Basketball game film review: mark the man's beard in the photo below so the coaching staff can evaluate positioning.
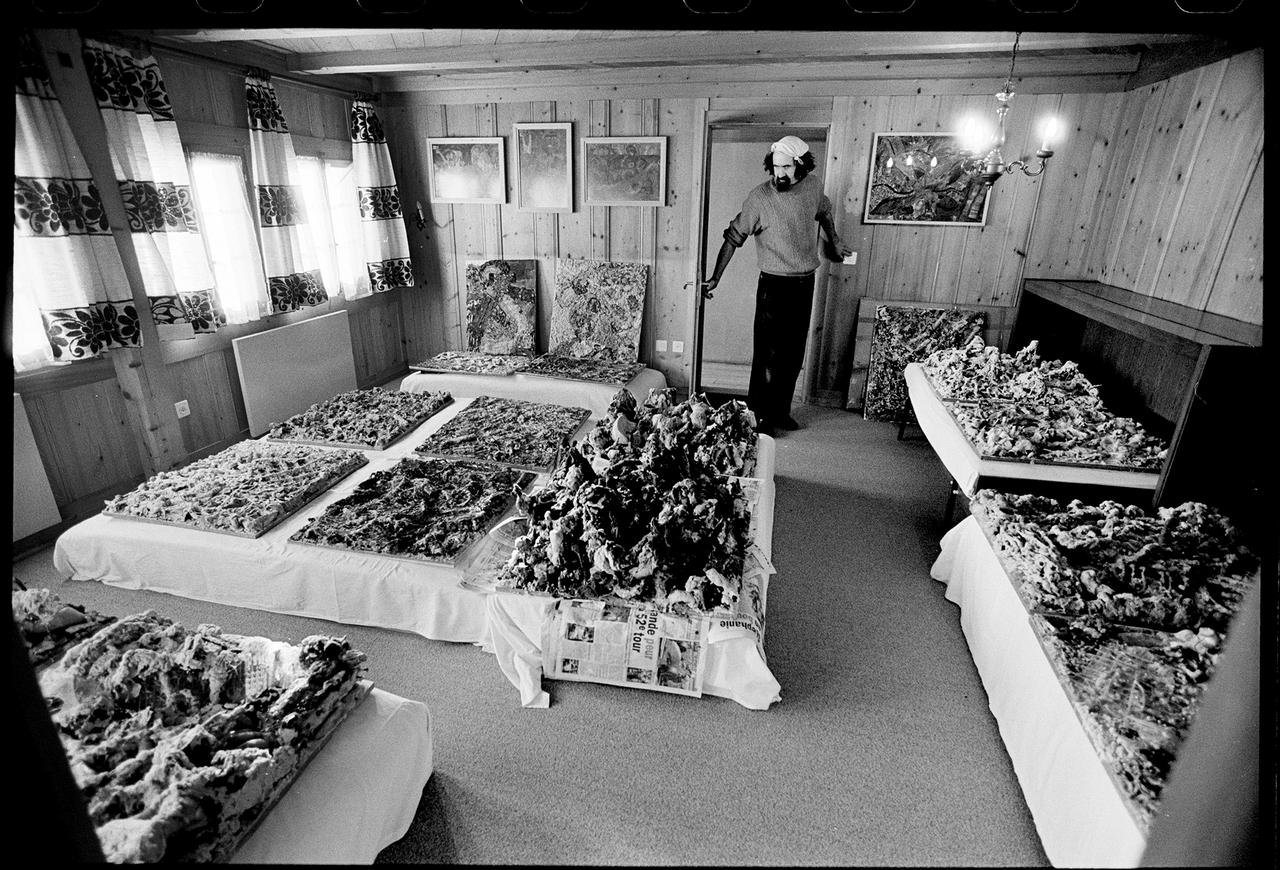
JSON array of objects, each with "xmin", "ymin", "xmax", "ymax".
[{"xmin": 772, "ymin": 176, "xmax": 792, "ymax": 191}]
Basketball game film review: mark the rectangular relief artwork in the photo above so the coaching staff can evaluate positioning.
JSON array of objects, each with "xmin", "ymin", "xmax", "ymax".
[
  {"xmin": 863, "ymin": 133, "xmax": 991, "ymax": 225},
  {"xmin": 513, "ymin": 122, "xmax": 572, "ymax": 212},
  {"xmin": 548, "ymin": 258, "xmax": 648, "ymax": 363},
  {"xmin": 581, "ymin": 136, "xmax": 666, "ymax": 206},
  {"xmin": 414, "ymin": 395, "xmax": 592, "ymax": 472},
  {"xmin": 863, "ymin": 305, "xmax": 985, "ymax": 422},
  {"xmin": 466, "ymin": 259, "xmax": 537, "ymax": 355},
  {"xmin": 426, "ymin": 137, "xmax": 506, "ymax": 204}
]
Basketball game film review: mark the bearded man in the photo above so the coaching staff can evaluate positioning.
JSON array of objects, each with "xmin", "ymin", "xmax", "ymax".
[{"xmin": 702, "ymin": 135, "xmax": 852, "ymax": 435}]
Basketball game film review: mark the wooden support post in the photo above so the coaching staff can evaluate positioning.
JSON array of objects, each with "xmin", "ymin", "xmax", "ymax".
[{"xmin": 41, "ymin": 30, "xmax": 184, "ymax": 475}]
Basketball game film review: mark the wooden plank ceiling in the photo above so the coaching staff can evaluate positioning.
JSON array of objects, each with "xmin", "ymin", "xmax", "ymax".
[{"xmin": 142, "ymin": 29, "xmax": 1241, "ymax": 96}]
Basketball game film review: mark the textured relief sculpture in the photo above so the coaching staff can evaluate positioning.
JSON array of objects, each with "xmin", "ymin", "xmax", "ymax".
[
  {"xmin": 863, "ymin": 304, "xmax": 985, "ymax": 422},
  {"xmin": 466, "ymin": 259, "xmax": 537, "ymax": 355},
  {"xmin": 548, "ymin": 258, "xmax": 647, "ymax": 363}
]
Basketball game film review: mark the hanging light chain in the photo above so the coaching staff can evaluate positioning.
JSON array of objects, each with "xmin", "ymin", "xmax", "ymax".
[{"xmin": 1003, "ymin": 31, "xmax": 1022, "ymax": 95}]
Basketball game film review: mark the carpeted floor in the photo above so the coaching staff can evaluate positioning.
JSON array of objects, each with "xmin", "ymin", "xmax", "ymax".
[{"xmin": 13, "ymin": 404, "xmax": 1049, "ymax": 866}]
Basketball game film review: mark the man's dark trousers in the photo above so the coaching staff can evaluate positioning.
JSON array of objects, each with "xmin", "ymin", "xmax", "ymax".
[{"xmin": 747, "ymin": 271, "xmax": 815, "ymax": 426}]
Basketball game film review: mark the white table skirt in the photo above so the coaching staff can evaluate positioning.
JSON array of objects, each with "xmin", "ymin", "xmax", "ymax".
[
  {"xmin": 232, "ymin": 687, "xmax": 432, "ymax": 864},
  {"xmin": 53, "ymin": 396, "xmax": 775, "ymax": 677},
  {"xmin": 53, "ymin": 398, "xmax": 539, "ymax": 644},
  {"xmin": 482, "ymin": 438, "xmax": 779, "ymax": 710},
  {"xmin": 904, "ymin": 363, "xmax": 1160, "ymax": 497},
  {"xmin": 930, "ymin": 516, "xmax": 1147, "ymax": 867},
  {"xmin": 399, "ymin": 367, "xmax": 668, "ymax": 419}
]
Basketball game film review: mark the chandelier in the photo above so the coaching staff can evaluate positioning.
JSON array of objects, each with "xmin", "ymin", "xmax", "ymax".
[{"xmin": 962, "ymin": 32, "xmax": 1060, "ymax": 186}]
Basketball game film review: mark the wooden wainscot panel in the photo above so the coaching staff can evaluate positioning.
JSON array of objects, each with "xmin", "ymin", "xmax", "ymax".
[
  {"xmin": 172, "ymin": 348, "xmax": 249, "ymax": 460},
  {"xmin": 21, "ymin": 378, "xmax": 147, "ymax": 512},
  {"xmin": 1204, "ymin": 151, "xmax": 1262, "ymax": 325},
  {"xmin": 350, "ymin": 291, "xmax": 409, "ymax": 387}
]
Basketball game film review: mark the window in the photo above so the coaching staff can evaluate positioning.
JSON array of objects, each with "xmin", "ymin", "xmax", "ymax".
[
  {"xmin": 297, "ymin": 155, "xmax": 368, "ymax": 300},
  {"xmin": 187, "ymin": 151, "xmax": 270, "ymax": 324}
]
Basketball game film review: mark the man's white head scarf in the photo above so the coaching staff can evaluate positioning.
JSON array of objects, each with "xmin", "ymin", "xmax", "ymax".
[{"xmin": 770, "ymin": 135, "xmax": 809, "ymax": 160}]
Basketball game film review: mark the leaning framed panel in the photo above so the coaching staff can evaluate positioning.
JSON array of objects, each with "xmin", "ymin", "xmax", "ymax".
[
  {"xmin": 231, "ymin": 687, "xmax": 433, "ymax": 864},
  {"xmin": 398, "ymin": 366, "xmax": 669, "ymax": 419},
  {"xmin": 903, "ymin": 363, "xmax": 1160, "ymax": 498},
  {"xmin": 53, "ymin": 398, "xmax": 523, "ymax": 644},
  {"xmin": 930, "ymin": 515, "xmax": 1147, "ymax": 867},
  {"xmin": 479, "ymin": 436, "xmax": 780, "ymax": 711}
]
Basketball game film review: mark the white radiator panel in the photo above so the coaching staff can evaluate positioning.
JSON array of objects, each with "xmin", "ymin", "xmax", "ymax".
[
  {"xmin": 233, "ymin": 311, "xmax": 358, "ymax": 437},
  {"xmin": 13, "ymin": 393, "xmax": 63, "ymax": 541}
]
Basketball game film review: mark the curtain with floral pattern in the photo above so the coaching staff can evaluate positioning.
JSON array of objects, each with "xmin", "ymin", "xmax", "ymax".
[
  {"xmin": 81, "ymin": 37, "xmax": 223, "ymax": 340},
  {"xmin": 350, "ymin": 98, "xmax": 414, "ymax": 293},
  {"xmin": 12, "ymin": 30, "xmax": 139, "ymax": 370},
  {"xmin": 245, "ymin": 70, "xmax": 329, "ymax": 313}
]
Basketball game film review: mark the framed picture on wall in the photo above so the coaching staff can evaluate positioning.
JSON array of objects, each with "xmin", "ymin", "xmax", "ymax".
[
  {"xmin": 581, "ymin": 136, "xmax": 667, "ymax": 207},
  {"xmin": 863, "ymin": 132, "xmax": 991, "ymax": 226},
  {"xmin": 426, "ymin": 137, "xmax": 506, "ymax": 204},
  {"xmin": 513, "ymin": 122, "xmax": 573, "ymax": 212}
]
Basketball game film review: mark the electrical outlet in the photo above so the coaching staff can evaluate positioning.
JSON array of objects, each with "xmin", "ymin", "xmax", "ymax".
[
  {"xmin": 174, "ymin": 399, "xmax": 191, "ymax": 419},
  {"xmin": 671, "ymin": 341, "xmax": 685, "ymax": 354},
  {"xmin": 655, "ymin": 339, "xmax": 668, "ymax": 352}
]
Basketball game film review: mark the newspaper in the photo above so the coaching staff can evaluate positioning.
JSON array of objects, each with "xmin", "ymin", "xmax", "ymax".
[{"xmin": 540, "ymin": 599, "xmax": 710, "ymax": 697}]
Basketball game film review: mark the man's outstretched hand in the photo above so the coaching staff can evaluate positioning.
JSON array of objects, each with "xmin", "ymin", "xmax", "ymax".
[{"xmin": 701, "ymin": 278, "xmax": 719, "ymax": 299}]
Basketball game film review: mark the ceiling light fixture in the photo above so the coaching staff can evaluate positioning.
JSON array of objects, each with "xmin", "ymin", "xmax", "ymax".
[{"xmin": 966, "ymin": 32, "xmax": 1060, "ymax": 187}]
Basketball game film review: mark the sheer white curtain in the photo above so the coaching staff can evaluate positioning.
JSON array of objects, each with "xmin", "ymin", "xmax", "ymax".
[
  {"xmin": 350, "ymin": 98, "xmax": 414, "ymax": 292},
  {"xmin": 245, "ymin": 70, "xmax": 328, "ymax": 313},
  {"xmin": 13, "ymin": 30, "xmax": 137, "ymax": 371},
  {"xmin": 80, "ymin": 37, "xmax": 221, "ymax": 339},
  {"xmin": 187, "ymin": 152, "xmax": 271, "ymax": 324}
]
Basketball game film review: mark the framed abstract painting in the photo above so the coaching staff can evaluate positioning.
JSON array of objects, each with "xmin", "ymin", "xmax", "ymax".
[
  {"xmin": 513, "ymin": 122, "xmax": 572, "ymax": 212},
  {"xmin": 426, "ymin": 137, "xmax": 506, "ymax": 204},
  {"xmin": 863, "ymin": 132, "xmax": 991, "ymax": 226},
  {"xmin": 581, "ymin": 136, "xmax": 666, "ymax": 207}
]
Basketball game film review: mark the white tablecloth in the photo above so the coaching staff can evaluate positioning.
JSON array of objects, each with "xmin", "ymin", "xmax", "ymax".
[
  {"xmin": 53, "ymin": 397, "xmax": 556, "ymax": 644},
  {"xmin": 482, "ymin": 436, "xmax": 780, "ymax": 710},
  {"xmin": 233, "ymin": 687, "xmax": 432, "ymax": 864},
  {"xmin": 399, "ymin": 367, "xmax": 668, "ymax": 419},
  {"xmin": 904, "ymin": 363, "xmax": 1160, "ymax": 497},
  {"xmin": 930, "ymin": 515, "xmax": 1147, "ymax": 867},
  {"xmin": 53, "ymin": 398, "xmax": 777, "ymax": 713}
]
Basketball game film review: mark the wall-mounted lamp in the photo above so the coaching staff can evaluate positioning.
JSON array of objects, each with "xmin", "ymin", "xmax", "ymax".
[
  {"xmin": 960, "ymin": 33, "xmax": 1060, "ymax": 187},
  {"xmin": 414, "ymin": 200, "xmax": 426, "ymax": 231}
]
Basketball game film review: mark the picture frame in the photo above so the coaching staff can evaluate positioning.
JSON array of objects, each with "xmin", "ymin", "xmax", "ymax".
[
  {"xmin": 426, "ymin": 137, "xmax": 506, "ymax": 204},
  {"xmin": 513, "ymin": 122, "xmax": 573, "ymax": 212},
  {"xmin": 581, "ymin": 136, "xmax": 667, "ymax": 207},
  {"xmin": 863, "ymin": 132, "xmax": 991, "ymax": 226}
]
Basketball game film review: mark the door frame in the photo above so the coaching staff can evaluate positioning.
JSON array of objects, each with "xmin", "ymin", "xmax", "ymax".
[{"xmin": 686, "ymin": 114, "xmax": 834, "ymax": 403}]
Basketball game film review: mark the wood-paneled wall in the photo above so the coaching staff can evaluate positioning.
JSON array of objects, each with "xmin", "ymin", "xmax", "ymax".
[
  {"xmin": 382, "ymin": 97, "xmax": 697, "ymax": 391},
  {"xmin": 383, "ymin": 48, "xmax": 1262, "ymax": 406},
  {"xmin": 1023, "ymin": 50, "xmax": 1263, "ymax": 323}
]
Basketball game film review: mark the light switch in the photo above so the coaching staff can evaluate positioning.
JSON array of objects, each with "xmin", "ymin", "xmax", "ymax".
[
  {"xmin": 655, "ymin": 340, "xmax": 668, "ymax": 352},
  {"xmin": 671, "ymin": 341, "xmax": 685, "ymax": 354}
]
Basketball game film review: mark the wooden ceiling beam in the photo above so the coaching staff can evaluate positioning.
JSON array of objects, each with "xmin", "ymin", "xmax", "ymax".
[
  {"xmin": 156, "ymin": 28, "xmax": 431, "ymax": 42},
  {"xmin": 379, "ymin": 73, "xmax": 1134, "ymax": 107},
  {"xmin": 289, "ymin": 31, "xmax": 1191, "ymax": 75},
  {"xmin": 374, "ymin": 54, "xmax": 1143, "ymax": 93}
]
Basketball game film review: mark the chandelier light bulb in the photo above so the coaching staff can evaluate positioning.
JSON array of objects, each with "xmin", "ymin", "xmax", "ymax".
[
  {"xmin": 957, "ymin": 114, "xmax": 995, "ymax": 155},
  {"xmin": 1037, "ymin": 116, "xmax": 1062, "ymax": 152}
]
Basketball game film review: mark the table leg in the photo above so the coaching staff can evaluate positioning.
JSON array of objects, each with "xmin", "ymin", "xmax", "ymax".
[{"xmin": 944, "ymin": 478, "xmax": 959, "ymax": 526}]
